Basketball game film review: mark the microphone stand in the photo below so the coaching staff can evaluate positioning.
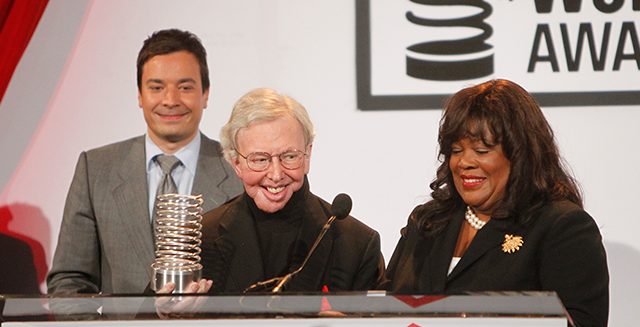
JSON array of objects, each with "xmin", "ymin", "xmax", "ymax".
[
  {"xmin": 243, "ymin": 215, "xmax": 337, "ymax": 293},
  {"xmin": 271, "ymin": 215, "xmax": 337, "ymax": 293}
]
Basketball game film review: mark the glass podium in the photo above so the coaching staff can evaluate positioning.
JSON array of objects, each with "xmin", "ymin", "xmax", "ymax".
[{"xmin": 1, "ymin": 291, "xmax": 569, "ymax": 326}]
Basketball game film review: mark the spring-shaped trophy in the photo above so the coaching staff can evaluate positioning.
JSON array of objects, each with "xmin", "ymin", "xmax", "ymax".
[{"xmin": 151, "ymin": 194, "xmax": 204, "ymax": 293}]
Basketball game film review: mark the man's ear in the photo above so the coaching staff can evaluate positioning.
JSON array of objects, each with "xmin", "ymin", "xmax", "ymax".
[
  {"xmin": 304, "ymin": 143, "xmax": 313, "ymax": 174},
  {"xmin": 232, "ymin": 156, "xmax": 243, "ymax": 176},
  {"xmin": 306, "ymin": 143, "xmax": 313, "ymax": 158},
  {"xmin": 202, "ymin": 88, "xmax": 210, "ymax": 109}
]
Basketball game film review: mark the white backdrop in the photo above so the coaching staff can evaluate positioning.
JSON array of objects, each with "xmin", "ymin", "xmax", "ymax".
[{"xmin": 1, "ymin": 1, "xmax": 639, "ymax": 325}]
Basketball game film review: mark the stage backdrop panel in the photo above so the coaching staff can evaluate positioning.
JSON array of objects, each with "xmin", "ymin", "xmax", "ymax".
[{"xmin": 1, "ymin": 1, "xmax": 638, "ymax": 325}]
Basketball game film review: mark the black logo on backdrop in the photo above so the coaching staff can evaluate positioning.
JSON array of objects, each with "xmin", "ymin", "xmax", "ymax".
[
  {"xmin": 406, "ymin": 1, "xmax": 494, "ymax": 81},
  {"xmin": 356, "ymin": 0, "xmax": 640, "ymax": 110}
]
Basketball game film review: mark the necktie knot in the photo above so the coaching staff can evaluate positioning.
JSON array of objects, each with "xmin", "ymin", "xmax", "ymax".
[
  {"xmin": 156, "ymin": 154, "xmax": 181, "ymax": 175},
  {"xmin": 155, "ymin": 155, "xmax": 181, "ymax": 196}
]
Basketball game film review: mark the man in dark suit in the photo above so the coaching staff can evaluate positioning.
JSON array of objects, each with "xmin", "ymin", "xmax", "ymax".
[
  {"xmin": 157, "ymin": 88, "xmax": 384, "ymax": 300},
  {"xmin": 47, "ymin": 29, "xmax": 243, "ymax": 295}
]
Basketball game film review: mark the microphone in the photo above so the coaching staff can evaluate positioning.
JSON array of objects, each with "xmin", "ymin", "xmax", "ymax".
[
  {"xmin": 243, "ymin": 193, "xmax": 353, "ymax": 293},
  {"xmin": 329, "ymin": 193, "xmax": 353, "ymax": 220}
]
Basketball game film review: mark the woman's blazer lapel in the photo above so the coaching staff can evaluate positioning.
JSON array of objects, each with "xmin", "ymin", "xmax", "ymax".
[
  {"xmin": 446, "ymin": 218, "xmax": 512, "ymax": 282},
  {"xmin": 421, "ymin": 209, "xmax": 462, "ymax": 293}
]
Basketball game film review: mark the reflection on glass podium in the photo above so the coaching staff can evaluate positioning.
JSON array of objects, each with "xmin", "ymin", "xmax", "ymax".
[{"xmin": 0, "ymin": 291, "xmax": 569, "ymax": 326}]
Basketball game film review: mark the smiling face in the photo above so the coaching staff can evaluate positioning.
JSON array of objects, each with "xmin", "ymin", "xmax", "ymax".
[
  {"xmin": 449, "ymin": 137, "xmax": 511, "ymax": 217},
  {"xmin": 232, "ymin": 115, "xmax": 312, "ymax": 213},
  {"xmin": 138, "ymin": 51, "xmax": 209, "ymax": 153}
]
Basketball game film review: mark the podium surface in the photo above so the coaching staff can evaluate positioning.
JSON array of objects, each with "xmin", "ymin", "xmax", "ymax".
[{"xmin": 1, "ymin": 291, "xmax": 569, "ymax": 326}]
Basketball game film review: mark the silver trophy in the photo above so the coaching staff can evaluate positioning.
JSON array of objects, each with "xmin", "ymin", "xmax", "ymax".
[{"xmin": 151, "ymin": 194, "xmax": 204, "ymax": 293}]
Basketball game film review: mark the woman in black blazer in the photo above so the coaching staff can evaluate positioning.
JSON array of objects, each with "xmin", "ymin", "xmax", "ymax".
[{"xmin": 384, "ymin": 79, "xmax": 609, "ymax": 327}]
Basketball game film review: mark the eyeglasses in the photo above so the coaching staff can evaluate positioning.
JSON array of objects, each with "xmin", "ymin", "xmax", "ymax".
[{"xmin": 236, "ymin": 149, "xmax": 307, "ymax": 172}]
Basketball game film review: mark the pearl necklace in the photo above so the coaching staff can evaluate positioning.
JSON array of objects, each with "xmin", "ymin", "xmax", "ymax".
[{"xmin": 465, "ymin": 206, "xmax": 487, "ymax": 230}]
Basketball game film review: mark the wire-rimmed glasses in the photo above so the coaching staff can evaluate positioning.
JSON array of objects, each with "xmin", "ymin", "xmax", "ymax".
[{"xmin": 236, "ymin": 149, "xmax": 307, "ymax": 172}]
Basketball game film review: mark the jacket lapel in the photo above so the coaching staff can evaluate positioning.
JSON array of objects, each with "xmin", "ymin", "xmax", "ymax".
[
  {"xmin": 424, "ymin": 208, "xmax": 464, "ymax": 293},
  {"xmin": 192, "ymin": 135, "xmax": 242, "ymax": 212},
  {"xmin": 112, "ymin": 137, "xmax": 155, "ymax": 276},
  {"xmin": 286, "ymin": 196, "xmax": 333, "ymax": 291},
  {"xmin": 447, "ymin": 218, "xmax": 508, "ymax": 281},
  {"xmin": 215, "ymin": 200, "xmax": 264, "ymax": 291}
]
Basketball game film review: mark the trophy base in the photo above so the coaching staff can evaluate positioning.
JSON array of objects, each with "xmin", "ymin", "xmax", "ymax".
[{"xmin": 151, "ymin": 268, "xmax": 202, "ymax": 293}]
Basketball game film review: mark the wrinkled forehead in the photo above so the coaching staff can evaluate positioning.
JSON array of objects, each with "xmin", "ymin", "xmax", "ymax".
[{"xmin": 236, "ymin": 115, "xmax": 306, "ymax": 145}]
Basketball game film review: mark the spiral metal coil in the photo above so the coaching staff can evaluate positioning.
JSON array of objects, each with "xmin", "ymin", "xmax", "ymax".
[{"xmin": 151, "ymin": 194, "xmax": 204, "ymax": 273}]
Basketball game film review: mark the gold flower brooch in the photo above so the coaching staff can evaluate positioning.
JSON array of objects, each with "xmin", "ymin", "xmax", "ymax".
[{"xmin": 502, "ymin": 234, "xmax": 524, "ymax": 253}]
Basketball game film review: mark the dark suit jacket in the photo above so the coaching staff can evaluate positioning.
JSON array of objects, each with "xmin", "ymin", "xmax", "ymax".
[
  {"xmin": 200, "ymin": 190, "xmax": 385, "ymax": 293},
  {"xmin": 47, "ymin": 134, "xmax": 243, "ymax": 295},
  {"xmin": 384, "ymin": 200, "xmax": 609, "ymax": 327},
  {"xmin": 0, "ymin": 233, "xmax": 40, "ymax": 294}
]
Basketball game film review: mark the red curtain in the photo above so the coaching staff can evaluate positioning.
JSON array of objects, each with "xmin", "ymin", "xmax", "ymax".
[{"xmin": 0, "ymin": 0, "xmax": 49, "ymax": 103}]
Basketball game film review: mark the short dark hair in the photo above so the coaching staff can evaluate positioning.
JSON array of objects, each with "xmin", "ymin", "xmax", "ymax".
[
  {"xmin": 136, "ymin": 29, "xmax": 209, "ymax": 92},
  {"xmin": 414, "ymin": 79, "xmax": 582, "ymax": 234}
]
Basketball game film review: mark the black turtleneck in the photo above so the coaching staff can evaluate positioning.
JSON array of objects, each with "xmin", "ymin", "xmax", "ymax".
[{"xmin": 245, "ymin": 177, "xmax": 310, "ymax": 278}]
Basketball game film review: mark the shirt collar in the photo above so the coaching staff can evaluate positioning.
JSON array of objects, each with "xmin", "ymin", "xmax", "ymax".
[{"xmin": 145, "ymin": 133, "xmax": 201, "ymax": 175}]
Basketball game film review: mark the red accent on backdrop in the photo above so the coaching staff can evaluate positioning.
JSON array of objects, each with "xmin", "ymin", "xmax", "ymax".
[{"xmin": 0, "ymin": 0, "xmax": 49, "ymax": 103}]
